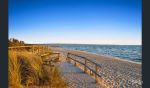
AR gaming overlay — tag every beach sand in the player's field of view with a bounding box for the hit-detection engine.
[49,47,142,88]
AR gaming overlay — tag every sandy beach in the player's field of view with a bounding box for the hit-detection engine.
[49,47,142,88]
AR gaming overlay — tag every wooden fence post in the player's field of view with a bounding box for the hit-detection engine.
[95,64,98,83]
[67,53,70,63]
[84,59,87,73]
[74,61,76,66]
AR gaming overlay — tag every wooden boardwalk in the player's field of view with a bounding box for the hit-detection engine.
[57,62,101,88]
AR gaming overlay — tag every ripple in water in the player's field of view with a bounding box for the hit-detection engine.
[50,44,142,63]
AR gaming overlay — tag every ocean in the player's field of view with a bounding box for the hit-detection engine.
[48,44,142,63]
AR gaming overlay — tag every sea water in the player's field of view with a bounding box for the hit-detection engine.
[49,44,142,63]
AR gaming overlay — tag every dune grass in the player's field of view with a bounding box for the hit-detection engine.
[9,49,68,88]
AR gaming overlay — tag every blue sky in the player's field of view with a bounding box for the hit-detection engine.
[9,0,142,45]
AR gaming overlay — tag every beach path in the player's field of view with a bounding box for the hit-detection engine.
[49,47,142,88]
[57,62,101,88]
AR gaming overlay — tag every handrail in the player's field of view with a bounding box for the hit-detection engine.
[67,52,102,83]
[41,52,60,57]
[68,52,101,68]
[67,57,85,65]
[8,45,50,54]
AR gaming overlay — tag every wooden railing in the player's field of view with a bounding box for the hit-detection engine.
[41,53,60,65]
[9,45,60,65]
[9,46,107,86]
[66,52,102,83]
[8,45,50,54]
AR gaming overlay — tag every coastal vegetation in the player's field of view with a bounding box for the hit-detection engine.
[9,38,25,47]
[8,38,68,88]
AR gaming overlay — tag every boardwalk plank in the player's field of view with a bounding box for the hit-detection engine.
[57,62,102,88]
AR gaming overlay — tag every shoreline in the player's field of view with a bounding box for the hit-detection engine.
[87,51,142,65]
[49,46,142,87]
[49,46,141,65]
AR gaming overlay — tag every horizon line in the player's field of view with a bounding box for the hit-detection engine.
[28,43,142,46]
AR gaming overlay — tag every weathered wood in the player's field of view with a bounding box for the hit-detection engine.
[74,61,77,66]
[41,53,50,57]
[68,53,100,66]
[67,53,71,63]
[68,57,85,65]
[84,59,87,73]
[41,52,60,66]
[67,53,102,83]
[95,64,98,83]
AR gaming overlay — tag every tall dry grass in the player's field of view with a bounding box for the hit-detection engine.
[9,50,68,88]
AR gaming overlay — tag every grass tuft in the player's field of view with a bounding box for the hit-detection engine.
[9,49,68,88]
